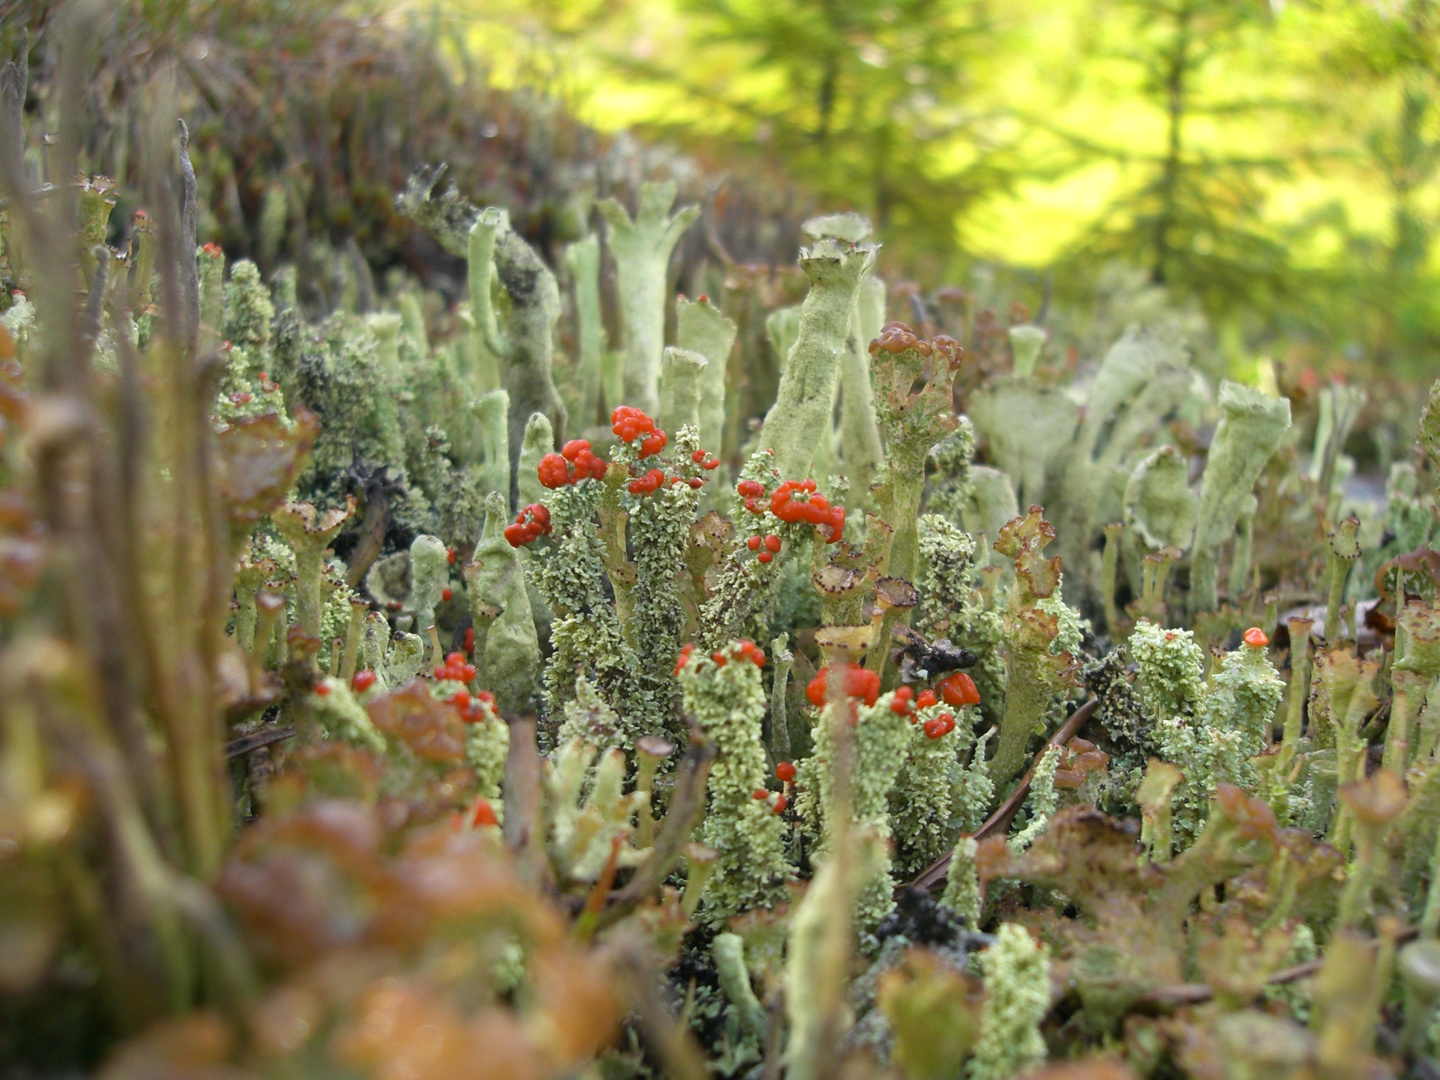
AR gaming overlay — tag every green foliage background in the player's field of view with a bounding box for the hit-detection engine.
[456,0,1440,377]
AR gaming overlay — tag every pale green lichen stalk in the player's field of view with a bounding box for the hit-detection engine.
[942,834,984,928]
[464,492,541,715]
[1189,381,1292,613]
[544,740,650,885]
[409,533,449,650]
[990,508,1074,787]
[763,238,878,483]
[679,643,792,922]
[599,181,700,415]
[676,295,737,454]
[1130,620,1283,843]
[808,690,912,929]
[969,924,1051,1080]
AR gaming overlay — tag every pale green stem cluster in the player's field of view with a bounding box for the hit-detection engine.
[1325,515,1361,642]
[544,741,650,884]
[598,181,700,416]
[464,492,541,715]
[679,646,791,922]
[563,233,604,426]
[810,691,912,928]
[677,295,738,455]
[1190,381,1291,614]
[968,924,1051,1080]
[472,388,511,504]
[271,499,354,638]
[763,238,877,483]
[658,347,707,433]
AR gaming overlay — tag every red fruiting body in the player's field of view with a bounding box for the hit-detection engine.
[447,547,457,565]
[575,451,607,480]
[538,446,606,489]
[314,681,331,696]
[674,643,696,675]
[352,669,378,693]
[538,453,570,489]
[434,651,478,684]
[688,477,704,489]
[744,497,760,513]
[693,449,708,463]
[505,503,552,548]
[258,371,268,381]
[938,672,981,707]
[478,690,496,705]
[1243,626,1270,648]
[442,588,453,602]
[772,794,788,814]
[734,640,766,667]
[698,294,708,303]
[471,799,499,828]
[757,552,773,563]
[922,713,956,739]
[451,690,471,712]
[769,480,846,543]
[763,534,781,553]
[639,430,668,458]
[747,536,761,550]
[890,686,915,714]
[737,479,765,498]
[753,789,768,800]
[916,689,938,709]
[464,627,476,655]
[612,406,656,443]
[776,761,797,783]
[806,664,881,708]
[702,458,720,470]
[712,651,728,666]
[923,713,956,739]
[627,468,667,496]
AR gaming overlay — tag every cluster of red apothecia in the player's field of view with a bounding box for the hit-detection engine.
[805,664,881,708]
[435,650,477,684]
[631,468,713,495]
[744,533,783,564]
[804,667,980,739]
[737,477,846,545]
[673,639,768,676]
[752,787,788,814]
[539,439,609,489]
[611,406,669,457]
[432,651,497,722]
[504,503,552,548]
[615,408,721,496]
[757,754,795,815]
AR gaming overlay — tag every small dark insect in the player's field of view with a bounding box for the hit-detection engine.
[892,623,976,684]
